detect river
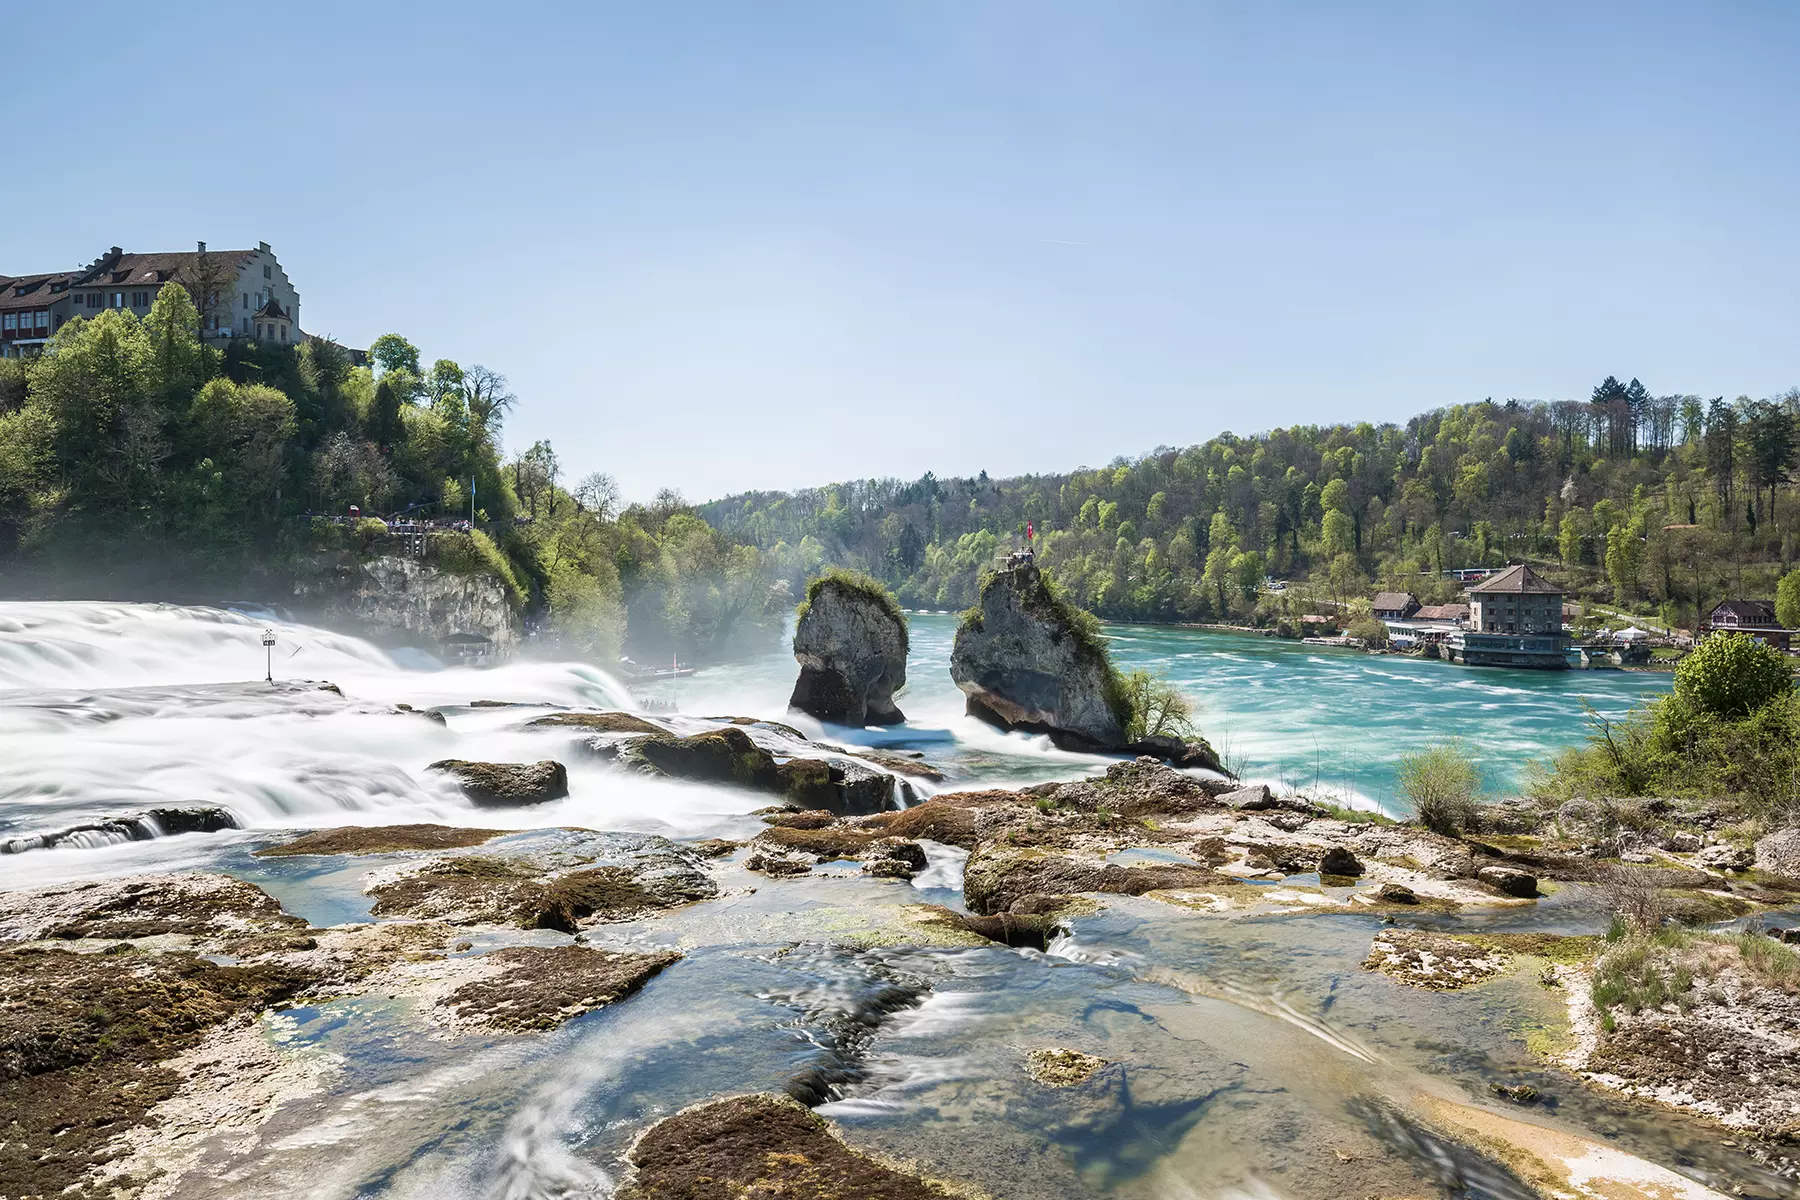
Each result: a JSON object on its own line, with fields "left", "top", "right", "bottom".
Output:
{"left": 4, "top": 602, "right": 1764, "bottom": 1200}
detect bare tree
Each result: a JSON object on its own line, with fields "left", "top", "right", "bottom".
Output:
{"left": 574, "top": 471, "right": 621, "bottom": 521}
{"left": 174, "top": 246, "right": 239, "bottom": 339}
{"left": 461, "top": 365, "right": 515, "bottom": 446}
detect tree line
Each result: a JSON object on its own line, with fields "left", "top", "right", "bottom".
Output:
{"left": 0, "top": 286, "right": 784, "bottom": 662}
{"left": 703, "top": 377, "right": 1800, "bottom": 631}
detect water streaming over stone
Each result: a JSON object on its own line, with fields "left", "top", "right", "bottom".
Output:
{"left": 4, "top": 601, "right": 1769, "bottom": 1200}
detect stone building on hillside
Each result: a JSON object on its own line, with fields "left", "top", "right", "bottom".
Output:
{"left": 0, "top": 241, "right": 301, "bottom": 357}
{"left": 1447, "top": 564, "right": 1569, "bottom": 669}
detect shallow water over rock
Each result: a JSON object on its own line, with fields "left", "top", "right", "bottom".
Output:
{"left": 3, "top": 601, "right": 1775, "bottom": 1200}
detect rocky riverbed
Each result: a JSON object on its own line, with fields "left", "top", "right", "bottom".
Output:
{"left": 4, "top": 745, "right": 1798, "bottom": 1199}
{"left": 1, "top": 602, "right": 1793, "bottom": 1200}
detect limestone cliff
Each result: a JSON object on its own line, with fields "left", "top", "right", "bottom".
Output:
{"left": 295, "top": 554, "right": 520, "bottom": 648}
{"left": 950, "top": 562, "right": 1128, "bottom": 749}
{"left": 951, "top": 561, "right": 1222, "bottom": 770}
{"left": 788, "top": 573, "right": 908, "bottom": 725}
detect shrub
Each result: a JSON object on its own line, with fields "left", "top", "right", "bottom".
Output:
{"left": 1594, "top": 863, "right": 1670, "bottom": 936}
{"left": 431, "top": 529, "right": 525, "bottom": 605}
{"left": 1346, "top": 616, "right": 1388, "bottom": 647}
{"left": 796, "top": 568, "right": 907, "bottom": 651}
{"left": 1675, "top": 632, "right": 1793, "bottom": 718}
{"left": 1119, "top": 668, "right": 1197, "bottom": 742}
{"left": 1397, "top": 739, "right": 1482, "bottom": 834}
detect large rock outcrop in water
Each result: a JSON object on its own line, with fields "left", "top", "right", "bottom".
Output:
{"left": 788, "top": 572, "right": 908, "bottom": 725}
{"left": 950, "top": 562, "right": 1129, "bottom": 748}
{"left": 951, "top": 562, "right": 1221, "bottom": 769}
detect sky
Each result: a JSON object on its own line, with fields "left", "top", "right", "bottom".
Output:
{"left": 7, "top": 3, "right": 1798, "bottom": 503}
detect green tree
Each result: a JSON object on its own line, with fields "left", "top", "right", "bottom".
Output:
{"left": 369, "top": 333, "right": 421, "bottom": 379}
{"left": 1674, "top": 632, "right": 1793, "bottom": 718}
{"left": 1558, "top": 509, "right": 1586, "bottom": 566}
{"left": 1777, "top": 569, "right": 1800, "bottom": 630}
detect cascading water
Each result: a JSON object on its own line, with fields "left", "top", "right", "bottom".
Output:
{"left": 4, "top": 600, "right": 1758, "bottom": 1200}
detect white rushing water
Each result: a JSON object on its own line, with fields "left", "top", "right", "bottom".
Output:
{"left": 0, "top": 603, "right": 787, "bottom": 869}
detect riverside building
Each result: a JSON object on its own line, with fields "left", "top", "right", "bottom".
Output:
{"left": 1446, "top": 564, "right": 1570, "bottom": 669}
{"left": 0, "top": 241, "right": 300, "bottom": 357}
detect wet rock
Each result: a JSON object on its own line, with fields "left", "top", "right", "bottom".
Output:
{"left": 1753, "top": 828, "right": 1800, "bottom": 879}
{"left": 0, "top": 872, "right": 306, "bottom": 944}
{"left": 861, "top": 795, "right": 984, "bottom": 848}
{"left": 963, "top": 847, "right": 1228, "bottom": 915}
{"left": 859, "top": 839, "right": 928, "bottom": 880}
{"left": 0, "top": 805, "right": 240, "bottom": 855}
{"left": 368, "top": 832, "right": 717, "bottom": 931}
{"left": 616, "top": 1092, "right": 965, "bottom": 1199}
{"left": 0, "top": 945, "right": 312, "bottom": 1198}
{"left": 255, "top": 824, "right": 507, "bottom": 857}
{"left": 438, "top": 945, "right": 680, "bottom": 1032}
{"left": 528, "top": 710, "right": 666, "bottom": 735}
{"left": 1362, "top": 929, "right": 1509, "bottom": 990}
{"left": 1318, "top": 846, "right": 1365, "bottom": 877}
{"left": 1374, "top": 882, "right": 1419, "bottom": 904}
{"left": 916, "top": 905, "right": 1059, "bottom": 950}
{"left": 1489, "top": 1082, "right": 1541, "bottom": 1105}
{"left": 427, "top": 758, "right": 569, "bottom": 807}
{"left": 1026, "top": 1047, "right": 1108, "bottom": 1088}
{"left": 745, "top": 852, "right": 813, "bottom": 877}
{"left": 395, "top": 702, "right": 448, "bottom": 725}
{"left": 688, "top": 838, "right": 742, "bottom": 858}
{"left": 625, "top": 727, "right": 780, "bottom": 790}
{"left": 753, "top": 824, "right": 889, "bottom": 863}
{"left": 763, "top": 808, "right": 841, "bottom": 830}
{"left": 1476, "top": 865, "right": 1540, "bottom": 898}
{"left": 789, "top": 573, "right": 908, "bottom": 725}
{"left": 846, "top": 749, "right": 945, "bottom": 782}
{"left": 948, "top": 560, "right": 1129, "bottom": 750}
{"left": 1695, "top": 842, "right": 1753, "bottom": 872}
{"left": 775, "top": 757, "right": 900, "bottom": 816}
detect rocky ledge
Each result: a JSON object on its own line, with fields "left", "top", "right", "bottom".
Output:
{"left": 789, "top": 572, "right": 909, "bottom": 726}
{"left": 0, "top": 842, "right": 703, "bottom": 1200}
{"left": 570, "top": 722, "right": 915, "bottom": 815}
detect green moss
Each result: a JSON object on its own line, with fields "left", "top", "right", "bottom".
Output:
{"left": 796, "top": 568, "right": 908, "bottom": 651}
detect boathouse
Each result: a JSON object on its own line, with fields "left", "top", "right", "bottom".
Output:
{"left": 1447, "top": 564, "right": 1569, "bottom": 669}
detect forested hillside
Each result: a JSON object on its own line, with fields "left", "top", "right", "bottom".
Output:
{"left": 0, "top": 286, "right": 783, "bottom": 662}
{"left": 706, "top": 379, "right": 1800, "bottom": 629}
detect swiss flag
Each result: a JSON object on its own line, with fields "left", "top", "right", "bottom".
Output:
{"left": 1026, "top": 522, "right": 1034, "bottom": 542}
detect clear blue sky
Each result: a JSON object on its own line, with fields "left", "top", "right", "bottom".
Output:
{"left": 9, "top": 3, "right": 1797, "bottom": 502}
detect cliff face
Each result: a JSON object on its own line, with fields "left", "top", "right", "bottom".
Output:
{"left": 295, "top": 555, "right": 519, "bottom": 648}
{"left": 950, "top": 562, "right": 1126, "bottom": 749}
{"left": 789, "top": 578, "right": 908, "bottom": 726}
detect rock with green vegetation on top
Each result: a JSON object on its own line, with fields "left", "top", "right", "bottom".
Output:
{"left": 789, "top": 570, "right": 909, "bottom": 726}
{"left": 950, "top": 562, "right": 1221, "bottom": 769}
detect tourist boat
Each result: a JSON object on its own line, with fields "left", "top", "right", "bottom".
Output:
{"left": 618, "top": 657, "right": 697, "bottom": 683}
